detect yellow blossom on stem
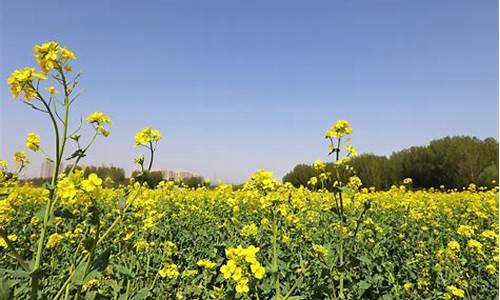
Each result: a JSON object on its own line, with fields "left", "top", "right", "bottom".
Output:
{"left": 46, "top": 233, "right": 63, "bottom": 249}
{"left": 325, "top": 120, "right": 352, "bottom": 139}
{"left": 134, "top": 127, "right": 161, "bottom": 146}
{"left": 86, "top": 112, "right": 112, "bottom": 125}
{"left": 13, "top": 151, "right": 29, "bottom": 165}
{"left": 46, "top": 86, "right": 58, "bottom": 94}
{"left": 25, "top": 132, "right": 40, "bottom": 152}
{"left": 81, "top": 173, "right": 103, "bottom": 192}
{"left": 7, "top": 67, "right": 46, "bottom": 100}
{"left": 159, "top": 263, "right": 179, "bottom": 279}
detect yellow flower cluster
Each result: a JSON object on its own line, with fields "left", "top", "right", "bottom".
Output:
{"left": 197, "top": 259, "right": 217, "bottom": 270}
{"left": 403, "top": 178, "right": 413, "bottom": 185}
{"left": 46, "top": 233, "right": 64, "bottom": 249}
{"left": 345, "top": 145, "right": 358, "bottom": 157}
{"left": 447, "top": 285, "right": 465, "bottom": 298}
{"left": 86, "top": 112, "right": 112, "bottom": 125}
{"left": 25, "top": 132, "right": 41, "bottom": 152}
{"left": 467, "top": 239, "right": 484, "bottom": 255}
{"left": 240, "top": 223, "right": 258, "bottom": 237}
{"left": 0, "top": 234, "right": 17, "bottom": 249}
{"left": 57, "top": 176, "right": 78, "bottom": 200}
{"left": 7, "top": 67, "right": 46, "bottom": 100}
{"left": 33, "top": 41, "right": 76, "bottom": 73}
{"left": 313, "top": 159, "right": 326, "bottom": 172}
{"left": 86, "top": 112, "right": 112, "bottom": 137}
{"left": 242, "top": 170, "right": 280, "bottom": 192}
{"left": 163, "top": 241, "right": 178, "bottom": 256}
{"left": 159, "top": 263, "right": 179, "bottom": 279}
{"left": 56, "top": 172, "right": 102, "bottom": 205}
{"left": 325, "top": 120, "right": 352, "bottom": 139}
{"left": 457, "top": 225, "right": 475, "bottom": 238}
{"left": 134, "top": 127, "right": 161, "bottom": 146}
{"left": 220, "top": 245, "right": 265, "bottom": 293}
{"left": 134, "top": 239, "right": 150, "bottom": 252}
{"left": 312, "top": 243, "right": 329, "bottom": 257}
{"left": 13, "top": 151, "right": 29, "bottom": 165}
{"left": 81, "top": 173, "right": 103, "bottom": 192}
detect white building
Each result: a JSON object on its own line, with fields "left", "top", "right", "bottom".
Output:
{"left": 40, "top": 160, "right": 64, "bottom": 178}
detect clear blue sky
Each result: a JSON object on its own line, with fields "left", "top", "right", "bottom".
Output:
{"left": 1, "top": 0, "right": 498, "bottom": 183}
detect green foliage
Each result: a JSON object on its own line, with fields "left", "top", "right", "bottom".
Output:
{"left": 131, "top": 170, "right": 164, "bottom": 188}
{"left": 283, "top": 136, "right": 499, "bottom": 190}
{"left": 282, "top": 164, "right": 316, "bottom": 187}
{"left": 349, "top": 154, "right": 397, "bottom": 190}
{"left": 180, "top": 176, "right": 208, "bottom": 188}
{"left": 478, "top": 165, "right": 499, "bottom": 188}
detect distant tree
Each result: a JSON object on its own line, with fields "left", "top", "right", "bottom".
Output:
{"left": 181, "top": 176, "right": 208, "bottom": 188}
{"left": 65, "top": 165, "right": 126, "bottom": 187}
{"left": 349, "top": 154, "right": 397, "bottom": 190}
{"left": 478, "top": 165, "right": 499, "bottom": 188}
{"left": 389, "top": 146, "right": 440, "bottom": 188}
{"left": 282, "top": 164, "right": 316, "bottom": 187}
{"left": 283, "top": 136, "right": 498, "bottom": 190}
{"left": 131, "top": 170, "right": 164, "bottom": 188}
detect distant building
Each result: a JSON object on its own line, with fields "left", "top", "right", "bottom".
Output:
{"left": 40, "top": 160, "right": 64, "bottom": 178}
{"left": 160, "top": 169, "right": 199, "bottom": 181}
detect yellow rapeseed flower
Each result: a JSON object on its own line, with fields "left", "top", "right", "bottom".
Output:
{"left": 13, "top": 151, "right": 29, "bottom": 165}
{"left": 325, "top": 120, "right": 352, "bottom": 139}
{"left": 25, "top": 132, "right": 40, "bottom": 152}
{"left": 86, "top": 112, "right": 112, "bottom": 125}
{"left": 46, "top": 233, "right": 64, "bottom": 249}
{"left": 159, "top": 263, "right": 179, "bottom": 279}
{"left": 312, "top": 243, "right": 329, "bottom": 257}
{"left": 134, "top": 127, "right": 162, "bottom": 146}
{"left": 197, "top": 259, "right": 217, "bottom": 270}
{"left": 7, "top": 67, "right": 46, "bottom": 100}
{"left": 447, "top": 285, "right": 465, "bottom": 298}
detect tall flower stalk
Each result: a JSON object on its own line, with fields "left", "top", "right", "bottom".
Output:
{"left": 134, "top": 127, "right": 161, "bottom": 172}
{"left": 6, "top": 41, "right": 111, "bottom": 299}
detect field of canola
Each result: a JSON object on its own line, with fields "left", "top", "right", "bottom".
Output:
{"left": 1, "top": 41, "right": 498, "bottom": 299}
{"left": 1, "top": 173, "right": 498, "bottom": 299}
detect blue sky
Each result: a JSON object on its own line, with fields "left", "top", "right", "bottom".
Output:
{"left": 1, "top": 0, "right": 498, "bottom": 183}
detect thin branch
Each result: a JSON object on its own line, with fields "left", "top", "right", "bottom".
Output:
{"left": 69, "top": 92, "right": 82, "bottom": 106}
{"left": 53, "top": 100, "right": 64, "bottom": 124}
{"left": 69, "top": 116, "right": 84, "bottom": 137}
{"left": 22, "top": 101, "right": 48, "bottom": 113}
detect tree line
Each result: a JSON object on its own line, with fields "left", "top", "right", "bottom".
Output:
{"left": 283, "top": 136, "right": 499, "bottom": 190}
{"left": 26, "top": 166, "right": 206, "bottom": 189}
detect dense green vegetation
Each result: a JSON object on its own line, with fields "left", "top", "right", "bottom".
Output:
{"left": 283, "top": 136, "right": 499, "bottom": 190}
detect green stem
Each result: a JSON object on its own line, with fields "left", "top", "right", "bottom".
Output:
{"left": 74, "top": 221, "right": 100, "bottom": 300}
{"left": 30, "top": 80, "right": 66, "bottom": 300}
{"left": 272, "top": 212, "right": 281, "bottom": 298}
{"left": 70, "top": 131, "right": 98, "bottom": 173}
{"left": 147, "top": 141, "right": 154, "bottom": 171}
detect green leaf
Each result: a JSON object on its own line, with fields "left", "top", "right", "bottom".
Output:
{"left": 66, "top": 149, "right": 86, "bottom": 160}
{"left": 117, "top": 197, "right": 126, "bottom": 210}
{"left": 0, "top": 268, "right": 30, "bottom": 279}
{"left": 0, "top": 277, "right": 13, "bottom": 300}
{"left": 129, "top": 288, "right": 150, "bottom": 300}
{"left": 338, "top": 186, "right": 354, "bottom": 196}
{"left": 83, "top": 270, "right": 100, "bottom": 286}
{"left": 357, "top": 280, "right": 372, "bottom": 296}
{"left": 114, "top": 265, "right": 134, "bottom": 278}
{"left": 84, "top": 290, "right": 97, "bottom": 300}
{"left": 71, "top": 260, "right": 87, "bottom": 286}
